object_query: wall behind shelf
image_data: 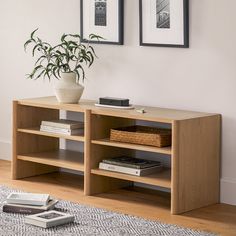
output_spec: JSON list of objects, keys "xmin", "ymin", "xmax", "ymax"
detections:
[{"xmin": 0, "ymin": 0, "xmax": 236, "ymax": 205}]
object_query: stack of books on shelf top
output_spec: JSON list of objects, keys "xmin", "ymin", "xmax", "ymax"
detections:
[
  {"xmin": 40, "ymin": 119, "xmax": 84, "ymax": 136},
  {"xmin": 3, "ymin": 192, "xmax": 58, "ymax": 214},
  {"xmin": 99, "ymin": 156, "xmax": 163, "ymax": 177}
]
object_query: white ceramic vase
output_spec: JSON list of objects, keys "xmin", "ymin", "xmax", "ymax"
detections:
[{"xmin": 54, "ymin": 72, "xmax": 84, "ymax": 104}]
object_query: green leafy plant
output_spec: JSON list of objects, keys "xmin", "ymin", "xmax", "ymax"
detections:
[{"xmin": 24, "ymin": 29, "xmax": 103, "ymax": 82}]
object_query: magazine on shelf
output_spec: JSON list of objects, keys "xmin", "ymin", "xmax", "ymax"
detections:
[
  {"xmin": 3, "ymin": 198, "xmax": 58, "ymax": 214},
  {"xmin": 99, "ymin": 162, "xmax": 163, "ymax": 176},
  {"xmin": 25, "ymin": 210, "xmax": 74, "ymax": 228},
  {"xmin": 41, "ymin": 119, "xmax": 84, "ymax": 129},
  {"xmin": 6, "ymin": 193, "xmax": 50, "ymax": 206},
  {"xmin": 40, "ymin": 125, "xmax": 84, "ymax": 135},
  {"xmin": 102, "ymin": 156, "xmax": 162, "ymax": 169}
]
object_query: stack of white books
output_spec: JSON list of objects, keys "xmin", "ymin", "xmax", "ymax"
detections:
[
  {"xmin": 99, "ymin": 156, "xmax": 163, "ymax": 177},
  {"xmin": 3, "ymin": 192, "xmax": 58, "ymax": 214},
  {"xmin": 40, "ymin": 119, "xmax": 84, "ymax": 135}
]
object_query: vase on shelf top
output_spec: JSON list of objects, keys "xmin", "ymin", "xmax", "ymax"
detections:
[{"xmin": 54, "ymin": 72, "xmax": 84, "ymax": 104}]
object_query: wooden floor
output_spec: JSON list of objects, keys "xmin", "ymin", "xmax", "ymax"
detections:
[{"xmin": 1, "ymin": 160, "xmax": 236, "ymax": 236}]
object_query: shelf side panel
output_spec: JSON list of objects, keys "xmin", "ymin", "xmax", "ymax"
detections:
[
  {"xmin": 84, "ymin": 110, "xmax": 91, "ymax": 195},
  {"xmin": 171, "ymin": 115, "xmax": 221, "ymax": 214}
]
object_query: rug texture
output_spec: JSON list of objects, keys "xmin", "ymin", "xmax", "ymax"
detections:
[{"xmin": 0, "ymin": 185, "xmax": 216, "ymax": 236}]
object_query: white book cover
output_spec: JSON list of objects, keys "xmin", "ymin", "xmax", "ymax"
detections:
[
  {"xmin": 25, "ymin": 210, "xmax": 74, "ymax": 228},
  {"xmin": 4, "ymin": 198, "xmax": 58, "ymax": 210},
  {"xmin": 6, "ymin": 193, "xmax": 50, "ymax": 206},
  {"xmin": 41, "ymin": 119, "xmax": 84, "ymax": 129},
  {"xmin": 99, "ymin": 162, "xmax": 163, "ymax": 176},
  {"xmin": 40, "ymin": 125, "xmax": 84, "ymax": 135}
]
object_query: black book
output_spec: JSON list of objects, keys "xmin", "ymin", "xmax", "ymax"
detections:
[{"xmin": 102, "ymin": 156, "xmax": 161, "ymax": 169}]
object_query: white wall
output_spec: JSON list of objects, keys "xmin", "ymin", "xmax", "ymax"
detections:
[{"xmin": 0, "ymin": 0, "xmax": 236, "ymax": 205}]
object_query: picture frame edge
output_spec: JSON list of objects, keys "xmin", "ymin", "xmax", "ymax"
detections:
[
  {"xmin": 139, "ymin": 0, "xmax": 189, "ymax": 48},
  {"xmin": 80, "ymin": 0, "xmax": 124, "ymax": 45}
]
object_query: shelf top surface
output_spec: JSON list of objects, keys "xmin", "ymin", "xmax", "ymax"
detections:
[{"xmin": 16, "ymin": 96, "xmax": 219, "ymax": 123}]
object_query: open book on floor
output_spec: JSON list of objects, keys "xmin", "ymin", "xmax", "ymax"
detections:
[{"xmin": 25, "ymin": 210, "xmax": 74, "ymax": 228}]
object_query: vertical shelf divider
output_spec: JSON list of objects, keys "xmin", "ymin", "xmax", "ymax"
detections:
[{"xmin": 84, "ymin": 109, "xmax": 92, "ymax": 195}]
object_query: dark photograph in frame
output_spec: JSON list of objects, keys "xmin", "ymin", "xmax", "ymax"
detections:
[
  {"xmin": 80, "ymin": 0, "xmax": 124, "ymax": 45},
  {"xmin": 140, "ymin": 0, "xmax": 189, "ymax": 48}
]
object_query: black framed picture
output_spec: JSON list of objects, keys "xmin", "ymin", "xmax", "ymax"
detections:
[
  {"xmin": 80, "ymin": 0, "xmax": 124, "ymax": 45},
  {"xmin": 139, "ymin": 0, "xmax": 189, "ymax": 48}
]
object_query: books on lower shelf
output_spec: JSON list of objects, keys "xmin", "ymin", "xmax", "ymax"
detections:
[
  {"xmin": 99, "ymin": 156, "xmax": 163, "ymax": 177},
  {"xmin": 102, "ymin": 156, "xmax": 162, "ymax": 169},
  {"xmin": 40, "ymin": 119, "xmax": 84, "ymax": 136},
  {"xmin": 25, "ymin": 210, "xmax": 74, "ymax": 228}
]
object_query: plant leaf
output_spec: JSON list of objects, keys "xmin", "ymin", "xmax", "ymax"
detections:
[
  {"xmin": 31, "ymin": 28, "xmax": 38, "ymax": 40},
  {"xmin": 87, "ymin": 51, "xmax": 94, "ymax": 67},
  {"xmin": 35, "ymin": 55, "xmax": 46, "ymax": 65},
  {"xmin": 24, "ymin": 39, "xmax": 33, "ymax": 51}
]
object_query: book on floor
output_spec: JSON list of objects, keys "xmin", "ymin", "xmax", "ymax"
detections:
[
  {"xmin": 6, "ymin": 193, "xmax": 50, "ymax": 206},
  {"xmin": 25, "ymin": 210, "xmax": 74, "ymax": 228},
  {"xmin": 41, "ymin": 119, "xmax": 84, "ymax": 129},
  {"xmin": 99, "ymin": 162, "xmax": 163, "ymax": 176},
  {"xmin": 102, "ymin": 156, "xmax": 162, "ymax": 169},
  {"xmin": 40, "ymin": 125, "xmax": 84, "ymax": 135},
  {"xmin": 3, "ymin": 198, "xmax": 58, "ymax": 214}
]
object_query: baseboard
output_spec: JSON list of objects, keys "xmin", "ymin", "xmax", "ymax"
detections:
[
  {"xmin": 0, "ymin": 139, "xmax": 11, "ymax": 161},
  {"xmin": 220, "ymin": 178, "xmax": 236, "ymax": 205}
]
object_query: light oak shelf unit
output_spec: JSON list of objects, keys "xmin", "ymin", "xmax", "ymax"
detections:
[{"xmin": 12, "ymin": 96, "xmax": 221, "ymax": 214}]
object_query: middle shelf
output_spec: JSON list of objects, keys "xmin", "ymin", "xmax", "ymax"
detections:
[
  {"xmin": 92, "ymin": 138, "xmax": 172, "ymax": 155},
  {"xmin": 17, "ymin": 149, "xmax": 84, "ymax": 172},
  {"xmin": 18, "ymin": 127, "xmax": 85, "ymax": 142}
]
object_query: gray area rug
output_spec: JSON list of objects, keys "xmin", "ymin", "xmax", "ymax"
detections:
[{"xmin": 0, "ymin": 185, "xmax": 216, "ymax": 236}]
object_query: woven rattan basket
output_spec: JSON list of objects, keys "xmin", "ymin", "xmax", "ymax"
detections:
[{"xmin": 110, "ymin": 126, "xmax": 171, "ymax": 147}]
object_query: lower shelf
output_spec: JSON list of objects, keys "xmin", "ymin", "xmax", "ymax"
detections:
[
  {"xmin": 17, "ymin": 149, "xmax": 84, "ymax": 172},
  {"xmin": 91, "ymin": 168, "xmax": 171, "ymax": 189}
]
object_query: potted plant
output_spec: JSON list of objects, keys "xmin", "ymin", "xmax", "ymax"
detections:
[{"xmin": 24, "ymin": 29, "xmax": 102, "ymax": 103}]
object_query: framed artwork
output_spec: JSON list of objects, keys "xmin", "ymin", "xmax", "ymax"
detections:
[
  {"xmin": 80, "ymin": 0, "xmax": 124, "ymax": 45},
  {"xmin": 139, "ymin": 0, "xmax": 189, "ymax": 48}
]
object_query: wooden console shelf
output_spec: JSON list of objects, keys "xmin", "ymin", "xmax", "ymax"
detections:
[{"xmin": 12, "ymin": 96, "xmax": 221, "ymax": 214}]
